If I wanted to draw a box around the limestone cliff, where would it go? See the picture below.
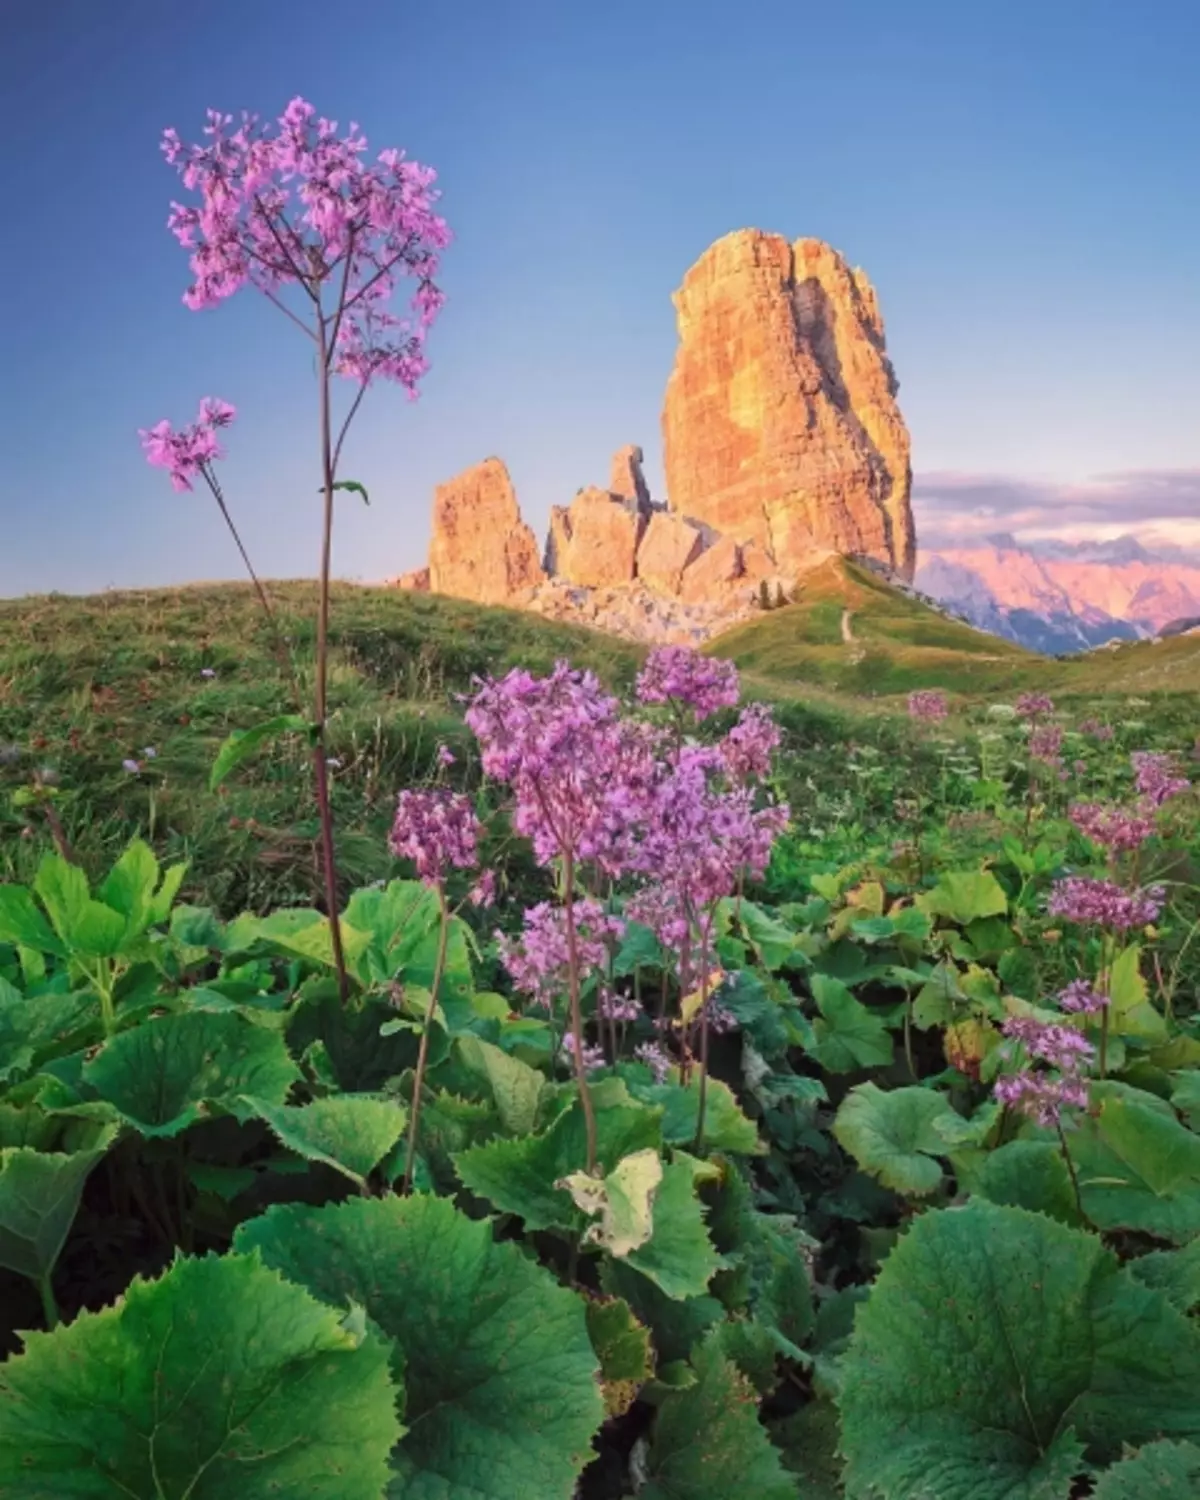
[427,458,545,605]
[661,231,915,580]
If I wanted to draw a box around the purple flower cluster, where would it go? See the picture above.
[1131,751,1191,808]
[498,899,624,1010]
[1078,718,1114,743]
[634,1041,672,1083]
[636,647,740,721]
[139,397,236,493]
[720,702,783,780]
[907,689,948,722]
[1016,693,1056,720]
[466,662,658,873]
[1069,801,1155,854]
[993,1013,1093,1126]
[1047,876,1165,931]
[563,1031,607,1075]
[389,788,479,885]
[1029,724,1065,767]
[1057,978,1109,1015]
[162,98,449,391]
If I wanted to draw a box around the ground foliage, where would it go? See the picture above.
[0,591,1199,1497]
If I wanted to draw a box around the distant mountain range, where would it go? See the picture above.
[915,534,1200,654]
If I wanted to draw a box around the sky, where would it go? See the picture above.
[3,0,1199,597]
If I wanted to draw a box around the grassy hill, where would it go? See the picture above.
[710,555,1200,701]
[3,568,1195,910]
[711,557,1040,696]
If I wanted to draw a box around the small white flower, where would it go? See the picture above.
[143,746,158,760]
[122,759,141,775]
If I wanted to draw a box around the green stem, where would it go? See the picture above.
[693,918,715,1153]
[1055,1121,1086,1225]
[37,1272,59,1330]
[401,883,451,1195]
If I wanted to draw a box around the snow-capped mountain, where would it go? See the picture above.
[915,535,1200,654]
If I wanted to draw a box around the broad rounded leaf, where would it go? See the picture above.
[833,1084,958,1196]
[623,1155,723,1301]
[244,1094,408,1187]
[454,1087,662,1231]
[1091,1440,1200,1497]
[585,1296,654,1417]
[839,1201,1200,1500]
[0,1116,116,1281]
[808,976,893,1074]
[82,1009,301,1137]
[1129,1240,1200,1313]
[973,1139,1083,1226]
[919,870,1008,926]
[234,1194,604,1499]
[0,1252,399,1496]
[641,1333,796,1500]
[1071,1096,1200,1243]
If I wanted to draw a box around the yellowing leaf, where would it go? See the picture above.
[558,1148,663,1257]
[678,972,725,1028]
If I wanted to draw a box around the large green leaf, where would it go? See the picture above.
[1107,944,1169,1042]
[1091,1440,1200,1497]
[973,1139,1083,1226]
[451,1035,543,1136]
[0,1251,398,1496]
[235,1194,604,1500]
[808,975,893,1074]
[640,1333,796,1500]
[82,1009,301,1137]
[454,1086,663,1231]
[918,870,1008,926]
[97,839,187,941]
[0,990,101,1080]
[1071,1095,1200,1243]
[585,1296,654,1416]
[771,1399,843,1500]
[0,885,66,958]
[839,1201,1200,1500]
[1128,1240,1200,1314]
[625,1070,763,1154]
[833,1084,958,1196]
[244,1095,408,1189]
[0,1115,116,1282]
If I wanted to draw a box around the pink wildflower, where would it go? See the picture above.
[1029,724,1065,766]
[139,397,236,493]
[1047,876,1165,931]
[1069,802,1155,853]
[1057,979,1109,1015]
[720,702,782,779]
[636,647,740,721]
[1016,693,1055,720]
[634,1041,672,1082]
[1131,751,1191,808]
[467,869,496,908]
[563,1031,607,1075]
[908,689,948,722]
[497,899,624,1011]
[389,788,479,885]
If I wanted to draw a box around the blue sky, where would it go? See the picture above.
[3,0,1199,595]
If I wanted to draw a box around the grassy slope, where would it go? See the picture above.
[3,569,1195,908]
[711,556,1200,700]
[0,583,643,906]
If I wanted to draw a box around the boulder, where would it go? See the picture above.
[679,533,744,605]
[637,512,705,597]
[661,230,915,580]
[545,487,643,588]
[427,458,544,605]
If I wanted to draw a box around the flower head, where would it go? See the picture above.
[1047,876,1165,931]
[1069,802,1154,853]
[1016,692,1056,720]
[1029,724,1065,766]
[563,1031,607,1076]
[1131,751,1191,808]
[389,788,479,885]
[907,689,948,722]
[1057,979,1109,1015]
[636,647,740,721]
[634,1040,672,1083]
[161,99,449,392]
[498,899,624,1011]
[139,397,236,492]
[1078,718,1114,742]
[719,701,782,780]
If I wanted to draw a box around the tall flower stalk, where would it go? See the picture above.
[156,98,450,998]
[388,784,480,1194]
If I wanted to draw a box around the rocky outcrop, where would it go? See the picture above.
[661,231,915,580]
[394,566,430,592]
[427,458,544,605]
[546,487,644,589]
[678,534,743,605]
[609,445,651,510]
[638,512,704,597]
